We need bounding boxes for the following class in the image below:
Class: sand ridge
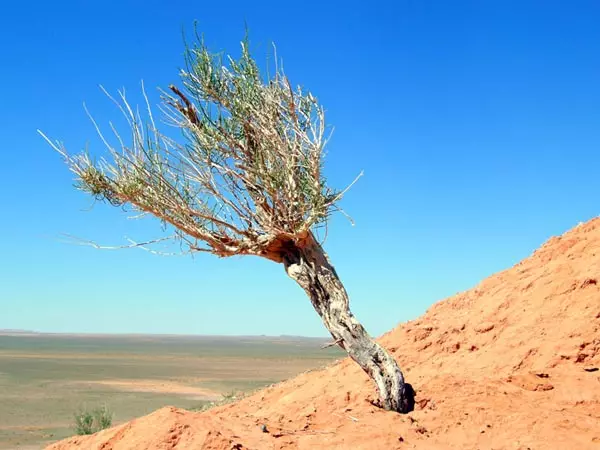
[47,217,600,449]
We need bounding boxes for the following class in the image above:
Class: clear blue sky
[1,1,599,337]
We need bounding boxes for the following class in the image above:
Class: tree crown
[41,32,357,261]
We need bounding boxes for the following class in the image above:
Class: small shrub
[220,390,238,402]
[93,405,113,430]
[73,405,113,435]
[190,390,246,412]
[74,409,95,435]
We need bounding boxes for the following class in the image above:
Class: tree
[40,32,415,413]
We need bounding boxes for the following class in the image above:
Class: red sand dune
[47,218,600,449]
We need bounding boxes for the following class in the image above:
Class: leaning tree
[40,33,414,413]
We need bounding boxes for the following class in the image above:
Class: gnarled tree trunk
[280,232,414,413]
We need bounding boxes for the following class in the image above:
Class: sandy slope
[47,218,600,449]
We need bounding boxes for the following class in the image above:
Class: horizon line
[0,329,331,339]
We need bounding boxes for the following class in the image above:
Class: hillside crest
[48,218,600,449]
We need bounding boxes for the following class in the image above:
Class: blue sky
[1,1,599,337]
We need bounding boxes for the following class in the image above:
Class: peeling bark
[281,232,414,413]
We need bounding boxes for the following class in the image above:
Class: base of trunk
[281,232,414,413]
[374,382,415,413]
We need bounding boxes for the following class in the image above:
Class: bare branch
[59,233,179,253]
[321,338,344,349]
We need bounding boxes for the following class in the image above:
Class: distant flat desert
[0,333,343,449]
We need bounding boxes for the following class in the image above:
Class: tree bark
[280,232,414,413]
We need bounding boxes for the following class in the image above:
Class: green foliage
[191,390,245,412]
[41,27,357,258]
[73,405,113,435]
[178,33,336,231]
[94,405,113,430]
[220,390,238,402]
[73,409,94,435]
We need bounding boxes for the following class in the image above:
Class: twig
[168,84,200,126]
[272,428,336,437]
[124,238,180,256]
[333,412,359,422]
[58,233,182,256]
[321,338,344,349]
